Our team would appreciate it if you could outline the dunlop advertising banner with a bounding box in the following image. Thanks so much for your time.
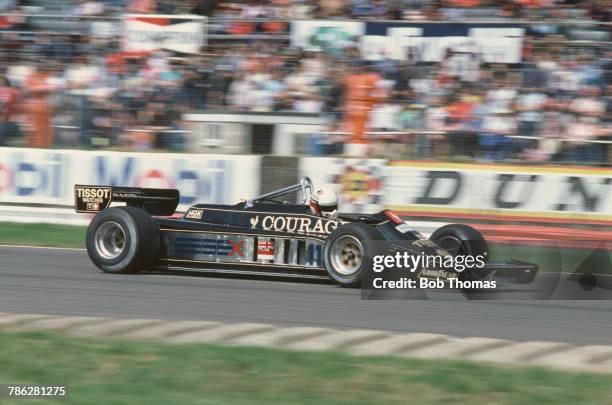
[383,162,612,223]
[299,158,611,223]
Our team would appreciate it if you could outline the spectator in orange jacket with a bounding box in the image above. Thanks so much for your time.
[343,62,384,145]
[24,66,53,148]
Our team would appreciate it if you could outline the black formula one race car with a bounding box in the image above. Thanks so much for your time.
[74,177,538,287]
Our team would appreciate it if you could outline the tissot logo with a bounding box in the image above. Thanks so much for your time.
[258,215,339,235]
[75,187,111,199]
[75,186,112,212]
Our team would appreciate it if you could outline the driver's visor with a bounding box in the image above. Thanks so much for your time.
[320,204,338,213]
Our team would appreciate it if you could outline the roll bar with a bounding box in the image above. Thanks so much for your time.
[245,176,313,208]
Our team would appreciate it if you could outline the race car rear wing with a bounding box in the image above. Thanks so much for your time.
[74,185,179,216]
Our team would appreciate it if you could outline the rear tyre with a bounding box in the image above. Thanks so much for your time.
[323,223,379,287]
[86,206,160,274]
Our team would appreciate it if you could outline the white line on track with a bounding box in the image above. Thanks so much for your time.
[0,244,85,251]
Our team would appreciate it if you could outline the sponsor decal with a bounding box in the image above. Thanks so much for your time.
[257,238,275,261]
[74,186,112,212]
[185,209,203,220]
[173,235,244,258]
[419,268,456,279]
[395,223,412,234]
[305,241,323,267]
[250,215,260,229]
[258,214,339,235]
[113,192,139,198]
[229,239,244,257]
[412,239,438,248]
[75,187,111,199]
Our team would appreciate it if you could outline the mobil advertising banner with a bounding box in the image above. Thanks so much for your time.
[0,148,260,212]
[122,14,207,54]
[384,162,612,223]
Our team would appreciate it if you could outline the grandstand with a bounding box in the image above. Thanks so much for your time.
[0,0,610,164]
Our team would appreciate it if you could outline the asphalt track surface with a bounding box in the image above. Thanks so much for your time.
[1,245,612,345]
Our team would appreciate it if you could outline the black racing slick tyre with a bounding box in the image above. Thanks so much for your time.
[323,223,380,288]
[430,224,489,281]
[85,206,160,274]
[430,224,488,258]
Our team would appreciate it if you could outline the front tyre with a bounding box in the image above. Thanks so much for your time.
[86,206,160,274]
[323,223,379,287]
[430,224,488,258]
[430,224,489,281]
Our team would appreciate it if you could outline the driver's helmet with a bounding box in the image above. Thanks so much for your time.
[310,187,339,218]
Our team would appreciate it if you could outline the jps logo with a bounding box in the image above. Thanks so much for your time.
[76,187,111,199]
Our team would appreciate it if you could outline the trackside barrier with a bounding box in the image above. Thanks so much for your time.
[0,148,610,234]
[299,157,612,249]
[0,147,261,216]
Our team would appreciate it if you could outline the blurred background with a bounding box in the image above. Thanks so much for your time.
[0,0,610,164]
[0,6,611,401]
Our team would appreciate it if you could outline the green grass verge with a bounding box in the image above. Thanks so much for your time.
[0,222,85,248]
[0,329,611,405]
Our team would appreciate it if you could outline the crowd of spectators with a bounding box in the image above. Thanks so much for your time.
[1,31,610,162]
[0,0,610,163]
[0,0,610,22]
[210,0,612,23]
